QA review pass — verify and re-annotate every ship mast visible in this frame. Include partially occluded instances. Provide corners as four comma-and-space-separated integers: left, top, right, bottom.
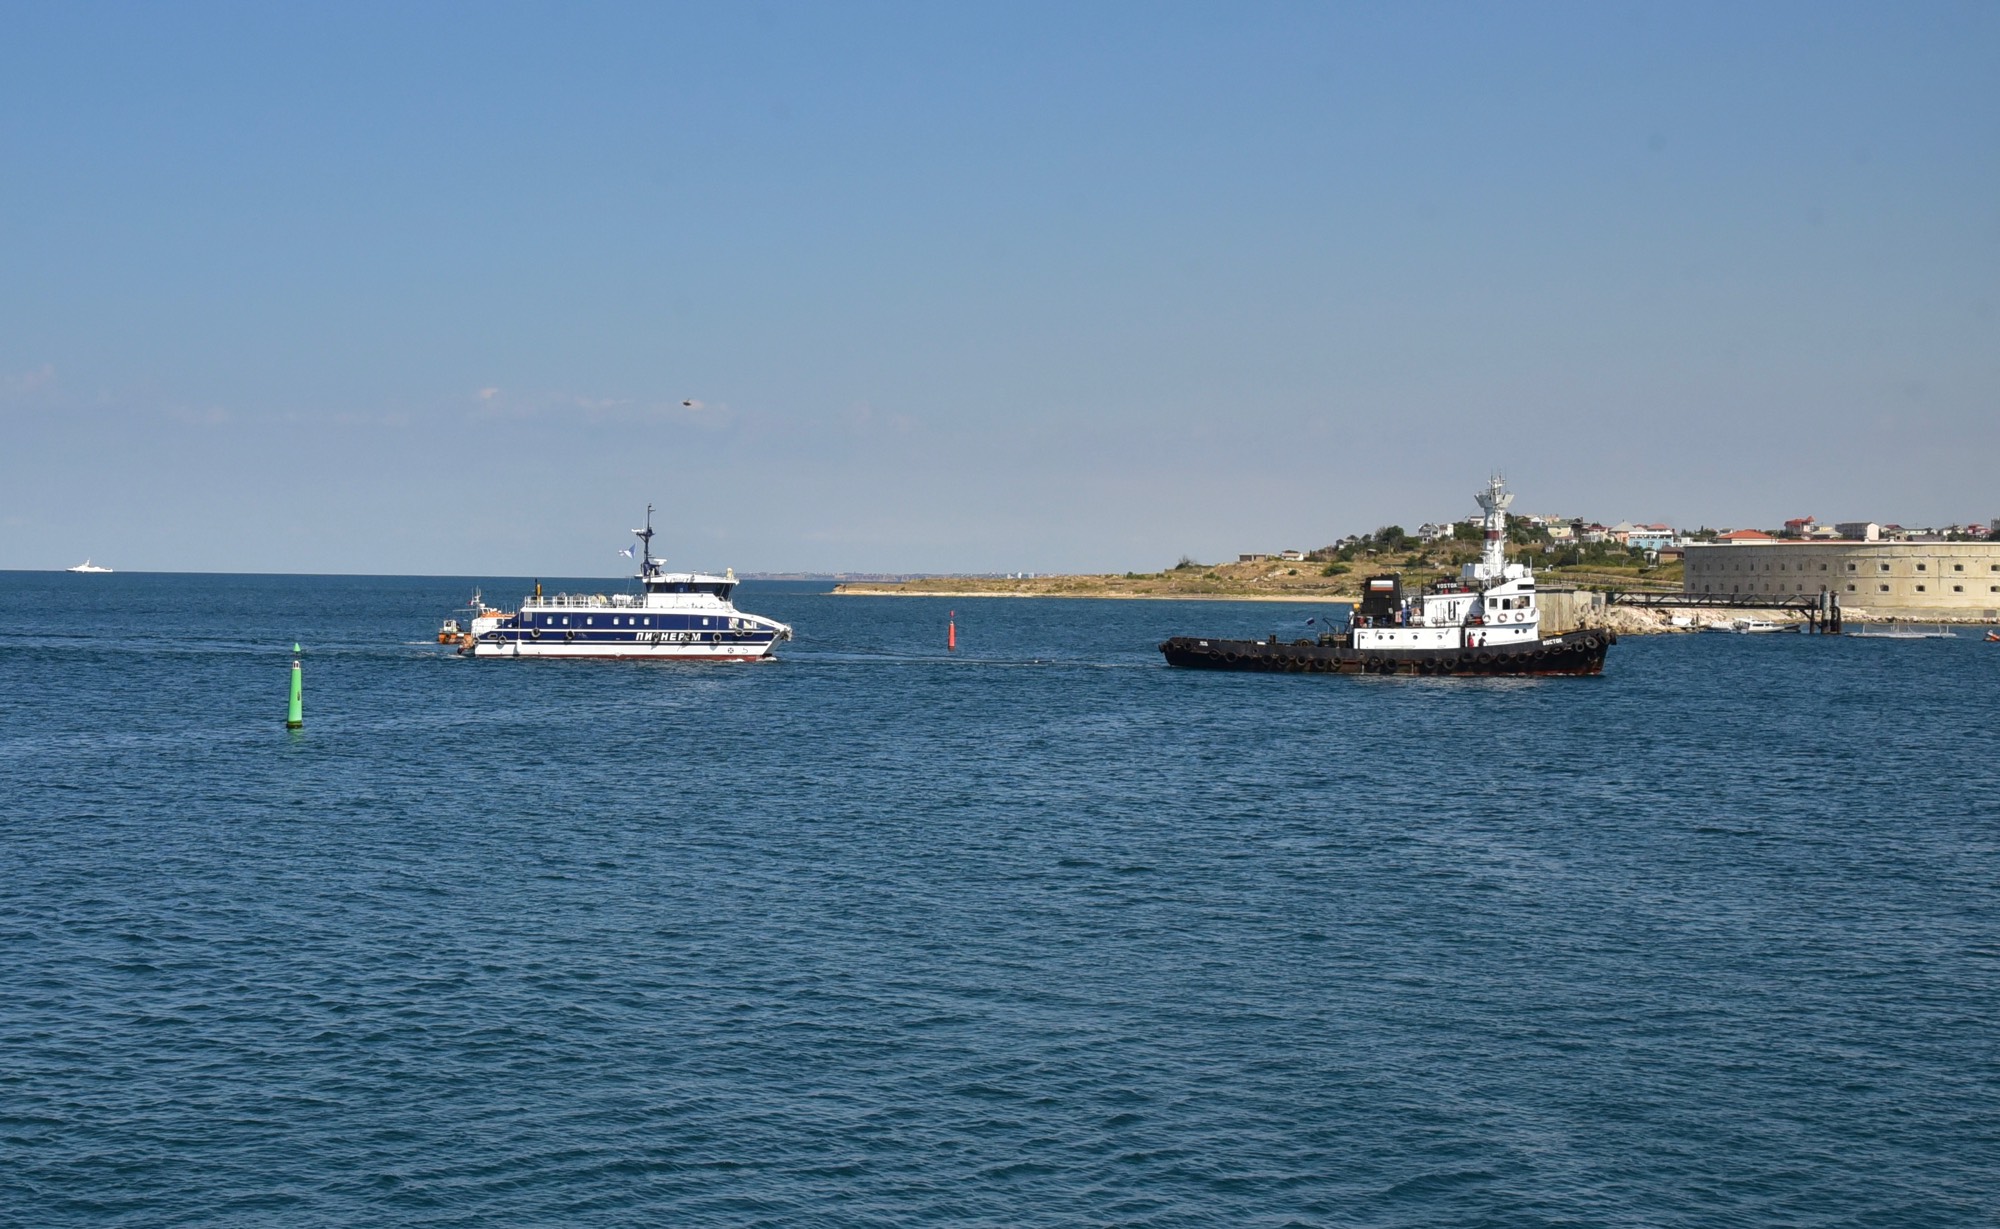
632, 504, 660, 581
1471, 474, 1513, 580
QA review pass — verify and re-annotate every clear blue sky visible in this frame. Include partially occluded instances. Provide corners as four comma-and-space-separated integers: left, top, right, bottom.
4, 1, 1995, 575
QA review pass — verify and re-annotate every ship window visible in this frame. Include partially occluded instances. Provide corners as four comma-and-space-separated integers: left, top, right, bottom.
644, 618, 652, 627
562, 617, 570, 625
586, 618, 594, 626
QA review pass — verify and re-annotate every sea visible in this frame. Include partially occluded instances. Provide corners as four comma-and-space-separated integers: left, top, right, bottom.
4, 571, 1997, 1227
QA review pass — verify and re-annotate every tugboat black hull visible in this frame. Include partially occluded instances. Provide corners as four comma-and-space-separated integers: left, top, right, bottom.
1159, 627, 1613, 677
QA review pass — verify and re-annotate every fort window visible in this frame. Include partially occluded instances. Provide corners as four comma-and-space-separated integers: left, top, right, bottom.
1847, 563, 1857, 571
1820, 564, 1828, 570
1954, 564, 1964, 572
1879, 564, 1890, 572
1879, 584, 1890, 592
1846, 584, 1856, 592
1915, 585, 1926, 593
1916, 564, 1927, 572
1954, 585, 1964, 593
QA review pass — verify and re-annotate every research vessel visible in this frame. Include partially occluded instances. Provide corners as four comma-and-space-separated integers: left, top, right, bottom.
451, 507, 792, 661
1160, 476, 1613, 676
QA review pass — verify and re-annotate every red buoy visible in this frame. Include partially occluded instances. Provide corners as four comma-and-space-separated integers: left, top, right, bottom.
949, 612, 957, 651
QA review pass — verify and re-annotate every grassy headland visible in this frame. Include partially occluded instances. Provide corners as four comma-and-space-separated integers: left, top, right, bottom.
833, 530, 1684, 601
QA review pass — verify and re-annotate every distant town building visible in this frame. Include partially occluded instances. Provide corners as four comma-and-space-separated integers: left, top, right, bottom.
1238, 553, 1270, 563
1617, 522, 1679, 552
1416, 523, 1456, 544
1684, 541, 2000, 618
1834, 521, 1880, 541
1278, 549, 1306, 562
1783, 516, 1817, 537
1714, 529, 1776, 542
1545, 524, 1575, 542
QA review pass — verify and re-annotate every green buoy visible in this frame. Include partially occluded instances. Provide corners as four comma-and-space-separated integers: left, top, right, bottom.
286, 642, 303, 729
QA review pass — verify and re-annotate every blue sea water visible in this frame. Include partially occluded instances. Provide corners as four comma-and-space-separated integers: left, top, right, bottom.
3, 571, 1997, 1227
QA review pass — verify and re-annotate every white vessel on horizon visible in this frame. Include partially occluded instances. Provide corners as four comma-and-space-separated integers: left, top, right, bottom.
65, 559, 112, 574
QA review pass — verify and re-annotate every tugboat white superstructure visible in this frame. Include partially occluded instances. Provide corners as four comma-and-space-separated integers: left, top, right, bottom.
1161, 476, 1614, 676
457, 507, 792, 661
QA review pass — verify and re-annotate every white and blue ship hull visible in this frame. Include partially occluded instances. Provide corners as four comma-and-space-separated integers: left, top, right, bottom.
471, 611, 788, 660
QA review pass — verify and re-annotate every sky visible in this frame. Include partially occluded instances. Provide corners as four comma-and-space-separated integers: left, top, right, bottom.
3, 1, 1996, 575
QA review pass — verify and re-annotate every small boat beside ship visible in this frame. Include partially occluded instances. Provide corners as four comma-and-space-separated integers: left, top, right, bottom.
1159, 476, 1614, 677
446, 507, 792, 661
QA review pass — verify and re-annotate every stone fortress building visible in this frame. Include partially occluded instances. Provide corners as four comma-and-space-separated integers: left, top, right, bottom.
1683, 541, 2000, 619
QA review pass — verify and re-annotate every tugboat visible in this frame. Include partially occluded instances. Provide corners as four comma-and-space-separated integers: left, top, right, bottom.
455, 507, 793, 661
1160, 476, 1613, 676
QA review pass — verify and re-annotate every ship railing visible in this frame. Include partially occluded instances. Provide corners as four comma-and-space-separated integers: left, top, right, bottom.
526, 591, 643, 609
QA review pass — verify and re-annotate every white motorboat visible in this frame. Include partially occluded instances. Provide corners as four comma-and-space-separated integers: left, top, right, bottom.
65, 559, 112, 574
1712, 617, 1785, 634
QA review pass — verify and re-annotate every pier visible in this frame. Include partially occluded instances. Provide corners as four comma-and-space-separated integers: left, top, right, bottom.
1604, 587, 1843, 633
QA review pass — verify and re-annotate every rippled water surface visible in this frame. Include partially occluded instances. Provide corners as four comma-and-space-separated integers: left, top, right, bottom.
4, 572, 1998, 1226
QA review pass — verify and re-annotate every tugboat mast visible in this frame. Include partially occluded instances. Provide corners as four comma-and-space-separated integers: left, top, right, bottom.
1470, 474, 1514, 581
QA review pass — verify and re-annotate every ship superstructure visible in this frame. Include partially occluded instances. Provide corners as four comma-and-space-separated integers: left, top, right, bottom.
455, 507, 792, 661
1348, 475, 1544, 655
